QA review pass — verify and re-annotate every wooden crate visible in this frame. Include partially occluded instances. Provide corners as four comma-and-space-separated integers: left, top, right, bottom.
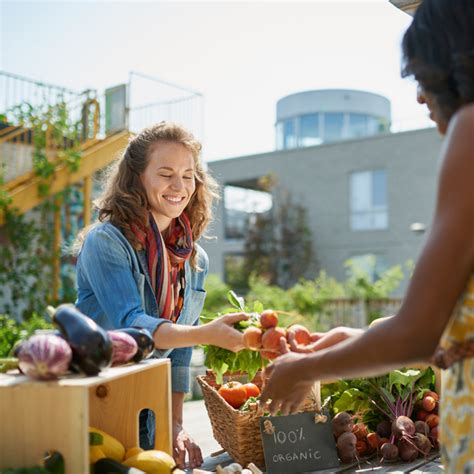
0, 358, 172, 473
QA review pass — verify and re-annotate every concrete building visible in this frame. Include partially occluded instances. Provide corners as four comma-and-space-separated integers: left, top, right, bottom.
201, 89, 442, 295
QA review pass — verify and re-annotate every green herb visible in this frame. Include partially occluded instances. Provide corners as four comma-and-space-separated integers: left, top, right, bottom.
322, 367, 436, 429
201, 292, 268, 384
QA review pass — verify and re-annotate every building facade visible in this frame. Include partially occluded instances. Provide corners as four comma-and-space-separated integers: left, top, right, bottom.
276, 89, 391, 150
202, 117, 442, 295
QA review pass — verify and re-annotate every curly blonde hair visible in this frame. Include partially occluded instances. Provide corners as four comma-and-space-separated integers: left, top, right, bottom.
85, 122, 219, 269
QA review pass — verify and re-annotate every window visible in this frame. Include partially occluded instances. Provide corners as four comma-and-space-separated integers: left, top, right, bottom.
298, 114, 322, 147
224, 185, 273, 239
348, 113, 368, 138
283, 118, 297, 149
350, 170, 388, 230
276, 122, 284, 150
323, 112, 344, 142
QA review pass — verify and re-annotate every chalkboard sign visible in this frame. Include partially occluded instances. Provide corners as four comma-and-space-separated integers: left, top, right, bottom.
259, 411, 339, 474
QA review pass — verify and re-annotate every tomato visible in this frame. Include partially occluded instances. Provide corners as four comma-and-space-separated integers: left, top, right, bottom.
243, 382, 260, 399
217, 381, 248, 409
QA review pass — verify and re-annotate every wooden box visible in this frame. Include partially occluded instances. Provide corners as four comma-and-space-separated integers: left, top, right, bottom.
0, 358, 171, 473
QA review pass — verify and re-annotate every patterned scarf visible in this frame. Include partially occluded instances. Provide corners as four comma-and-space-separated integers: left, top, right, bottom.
132, 212, 193, 322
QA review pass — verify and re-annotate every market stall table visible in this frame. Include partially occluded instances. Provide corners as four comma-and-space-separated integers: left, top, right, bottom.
183, 400, 443, 473
0, 359, 172, 472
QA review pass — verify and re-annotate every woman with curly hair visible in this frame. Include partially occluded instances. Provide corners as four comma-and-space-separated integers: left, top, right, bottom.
261, 1, 474, 470
75, 122, 247, 469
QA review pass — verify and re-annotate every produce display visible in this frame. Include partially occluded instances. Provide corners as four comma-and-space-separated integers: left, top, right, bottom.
202, 292, 314, 383
2, 305, 155, 381
89, 426, 184, 473
217, 381, 261, 409
323, 367, 440, 464
203, 292, 441, 468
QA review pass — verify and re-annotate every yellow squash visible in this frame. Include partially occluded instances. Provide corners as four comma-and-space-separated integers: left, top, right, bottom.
123, 450, 183, 474
89, 427, 125, 462
89, 445, 106, 463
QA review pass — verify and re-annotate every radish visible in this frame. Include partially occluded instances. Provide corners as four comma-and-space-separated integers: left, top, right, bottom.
422, 395, 436, 412
352, 422, 368, 440
355, 439, 368, 456
425, 414, 439, 429
366, 432, 381, 452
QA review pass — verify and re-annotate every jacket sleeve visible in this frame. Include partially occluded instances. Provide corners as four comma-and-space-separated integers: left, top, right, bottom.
78, 226, 171, 335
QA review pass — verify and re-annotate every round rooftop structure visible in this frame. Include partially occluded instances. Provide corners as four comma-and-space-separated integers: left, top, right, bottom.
276, 89, 391, 150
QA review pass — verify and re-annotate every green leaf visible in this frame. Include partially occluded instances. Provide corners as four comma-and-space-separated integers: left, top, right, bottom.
333, 388, 370, 414
389, 368, 422, 396
416, 367, 435, 392
227, 290, 245, 311
253, 301, 264, 314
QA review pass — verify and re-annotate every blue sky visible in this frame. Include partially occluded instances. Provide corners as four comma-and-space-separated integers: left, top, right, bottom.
1, 1, 431, 161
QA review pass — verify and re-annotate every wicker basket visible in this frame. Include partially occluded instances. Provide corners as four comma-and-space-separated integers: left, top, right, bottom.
197, 372, 318, 468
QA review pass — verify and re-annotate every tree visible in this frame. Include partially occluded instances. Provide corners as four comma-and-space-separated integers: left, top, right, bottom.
243, 190, 317, 289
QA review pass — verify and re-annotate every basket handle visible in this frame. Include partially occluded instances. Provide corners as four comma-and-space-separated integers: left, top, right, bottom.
310, 381, 321, 412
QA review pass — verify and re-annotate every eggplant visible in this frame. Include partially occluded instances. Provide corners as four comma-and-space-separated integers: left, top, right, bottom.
51, 304, 113, 376
93, 458, 145, 474
107, 331, 138, 365
17, 334, 72, 381
115, 327, 155, 362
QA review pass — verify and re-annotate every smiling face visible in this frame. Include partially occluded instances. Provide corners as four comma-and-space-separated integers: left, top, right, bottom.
140, 140, 196, 232
417, 85, 449, 135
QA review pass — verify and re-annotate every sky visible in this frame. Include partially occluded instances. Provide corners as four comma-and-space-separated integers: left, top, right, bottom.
0, 0, 431, 161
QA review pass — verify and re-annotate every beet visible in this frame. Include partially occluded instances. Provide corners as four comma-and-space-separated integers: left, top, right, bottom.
380, 442, 399, 463
336, 432, 357, 463
108, 331, 138, 365
392, 416, 416, 438
414, 420, 430, 437
332, 411, 354, 438
18, 334, 72, 380
376, 419, 392, 438
414, 433, 432, 456
398, 438, 418, 462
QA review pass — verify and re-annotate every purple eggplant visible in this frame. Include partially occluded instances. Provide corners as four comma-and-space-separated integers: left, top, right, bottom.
52, 304, 113, 376
115, 327, 155, 362
18, 334, 72, 380
108, 331, 138, 365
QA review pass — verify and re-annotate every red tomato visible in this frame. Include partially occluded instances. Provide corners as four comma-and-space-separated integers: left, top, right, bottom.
243, 382, 260, 399
217, 381, 248, 409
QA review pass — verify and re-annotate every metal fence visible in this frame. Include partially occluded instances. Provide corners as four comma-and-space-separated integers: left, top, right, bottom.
127, 71, 204, 142
312, 297, 403, 330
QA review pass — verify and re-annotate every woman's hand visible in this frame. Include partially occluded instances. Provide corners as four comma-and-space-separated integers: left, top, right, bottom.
202, 312, 248, 352
173, 423, 203, 469
288, 326, 364, 353
260, 338, 315, 416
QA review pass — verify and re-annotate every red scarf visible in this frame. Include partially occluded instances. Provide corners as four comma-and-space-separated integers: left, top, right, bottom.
132, 212, 193, 322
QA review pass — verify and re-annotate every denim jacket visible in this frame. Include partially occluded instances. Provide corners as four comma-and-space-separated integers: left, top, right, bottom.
75, 221, 208, 393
